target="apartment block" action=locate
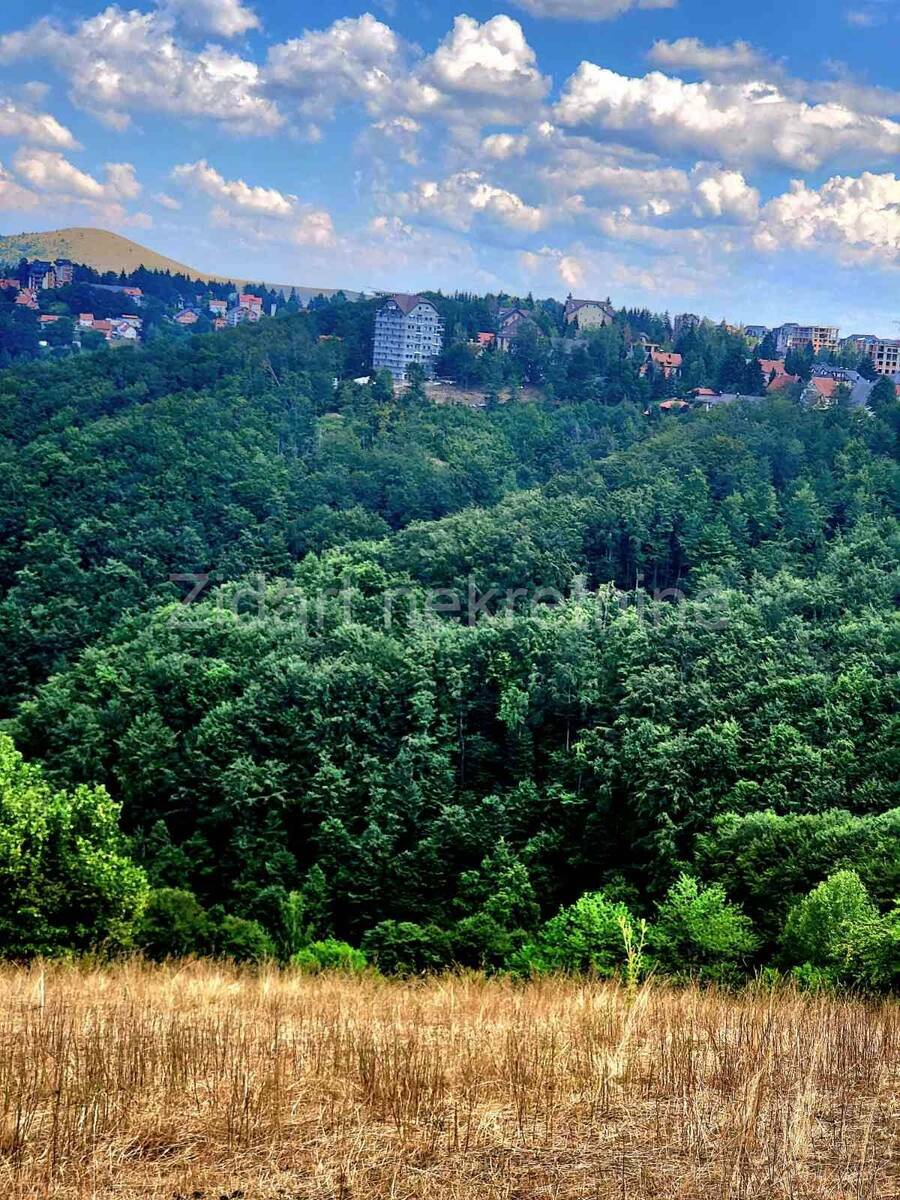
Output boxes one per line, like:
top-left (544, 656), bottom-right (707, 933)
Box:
top-left (373, 294), bottom-right (444, 381)
top-left (773, 323), bottom-right (840, 356)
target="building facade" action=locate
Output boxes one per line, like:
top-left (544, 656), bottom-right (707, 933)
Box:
top-left (373, 294), bottom-right (444, 381)
top-left (564, 296), bottom-right (615, 330)
top-left (854, 338), bottom-right (900, 377)
top-left (773, 323), bottom-right (840, 356)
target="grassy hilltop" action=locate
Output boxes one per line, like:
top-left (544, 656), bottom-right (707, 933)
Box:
top-left (0, 226), bottom-right (356, 299)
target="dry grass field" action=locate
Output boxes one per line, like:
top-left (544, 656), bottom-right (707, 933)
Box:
top-left (0, 962), bottom-right (896, 1200)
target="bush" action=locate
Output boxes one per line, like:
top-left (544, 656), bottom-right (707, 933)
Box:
top-left (215, 915), bottom-right (276, 962)
top-left (781, 871), bottom-right (898, 989)
top-left (137, 888), bottom-right (211, 959)
top-left (0, 735), bottom-right (148, 957)
top-left (360, 921), bottom-right (451, 975)
top-left (516, 891), bottom-right (636, 976)
top-left (649, 874), bottom-right (758, 981)
top-left (291, 939), bottom-right (367, 973)
top-left (451, 912), bottom-right (525, 971)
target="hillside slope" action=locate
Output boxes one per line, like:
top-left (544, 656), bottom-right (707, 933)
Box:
top-left (0, 226), bottom-right (356, 300)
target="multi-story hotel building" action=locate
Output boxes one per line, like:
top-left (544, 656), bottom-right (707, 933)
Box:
top-left (373, 294), bottom-right (444, 382)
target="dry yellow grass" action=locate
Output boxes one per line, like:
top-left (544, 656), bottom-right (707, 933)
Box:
top-left (0, 961), bottom-right (895, 1199)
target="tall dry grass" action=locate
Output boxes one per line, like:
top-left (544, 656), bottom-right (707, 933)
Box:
top-left (0, 960), bottom-right (895, 1199)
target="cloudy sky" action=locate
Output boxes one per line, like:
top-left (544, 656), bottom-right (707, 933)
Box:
top-left (1, 0), bottom-right (899, 331)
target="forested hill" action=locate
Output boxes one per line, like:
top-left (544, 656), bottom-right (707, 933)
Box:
top-left (1, 310), bottom-right (898, 985)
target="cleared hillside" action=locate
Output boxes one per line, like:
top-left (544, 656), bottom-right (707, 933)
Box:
top-left (0, 226), bottom-right (356, 299)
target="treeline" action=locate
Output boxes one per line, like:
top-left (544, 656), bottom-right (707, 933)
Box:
top-left (0, 309), bottom-right (897, 988)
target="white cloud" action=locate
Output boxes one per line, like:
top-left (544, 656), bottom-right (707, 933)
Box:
top-left (14, 148), bottom-right (105, 199)
top-left (153, 192), bottom-right (182, 210)
top-left (512, 0), bottom-right (676, 19)
top-left (555, 64), bottom-right (900, 169)
top-left (156, 0), bottom-right (261, 39)
top-left (104, 162), bottom-right (142, 201)
top-left (755, 171), bottom-right (900, 261)
top-left (0, 97), bottom-right (77, 149)
top-left (0, 8), bottom-right (281, 135)
top-left (690, 163), bottom-right (759, 222)
top-left (647, 38), bottom-right (767, 74)
top-left (173, 159), bottom-right (294, 214)
top-left (266, 14), bottom-right (401, 117)
top-left (425, 15), bottom-right (548, 103)
top-left (400, 170), bottom-right (545, 234)
top-left (0, 162), bottom-right (38, 211)
top-left (482, 132), bottom-right (531, 159)
top-left (173, 157), bottom-right (335, 247)
top-left (7, 148), bottom-right (143, 226)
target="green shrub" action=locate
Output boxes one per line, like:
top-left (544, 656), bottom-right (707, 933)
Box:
top-left (291, 938), bottom-right (366, 973)
top-left (781, 871), bottom-right (898, 988)
top-left (360, 921), bottom-right (451, 975)
top-left (215, 915), bottom-right (276, 962)
top-left (515, 891), bottom-right (637, 976)
top-left (451, 912), bottom-right (525, 971)
top-left (137, 887), bottom-right (211, 959)
top-left (649, 874), bottom-right (758, 981)
top-left (0, 735), bottom-right (148, 957)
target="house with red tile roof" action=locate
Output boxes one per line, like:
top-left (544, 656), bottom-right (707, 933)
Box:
top-left (767, 372), bottom-right (800, 393)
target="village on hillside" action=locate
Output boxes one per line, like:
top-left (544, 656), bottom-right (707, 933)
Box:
top-left (2, 254), bottom-right (899, 415)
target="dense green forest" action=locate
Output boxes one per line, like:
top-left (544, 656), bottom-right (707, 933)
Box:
top-left (0, 304), bottom-right (897, 988)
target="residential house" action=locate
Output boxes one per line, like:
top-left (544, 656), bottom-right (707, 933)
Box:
top-left (645, 349), bottom-right (682, 380)
top-left (476, 332), bottom-right (496, 349)
top-left (659, 399), bottom-right (690, 413)
top-left (497, 306), bottom-right (540, 351)
top-left (0, 278), bottom-right (20, 291)
top-left (174, 309), bottom-right (200, 326)
top-left (758, 358), bottom-right (786, 379)
top-left (77, 313), bottom-right (95, 328)
top-left (564, 296), bottom-right (614, 331)
top-left (15, 289), bottom-right (38, 309)
top-left (767, 372), bottom-right (800, 393)
top-left (208, 299), bottom-right (227, 316)
top-left (743, 325), bottom-right (769, 341)
top-left (372, 293), bottom-right (444, 381)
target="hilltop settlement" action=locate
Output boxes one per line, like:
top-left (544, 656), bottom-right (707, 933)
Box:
top-left (2, 254), bottom-right (899, 413)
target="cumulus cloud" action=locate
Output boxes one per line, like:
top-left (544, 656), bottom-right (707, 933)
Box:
top-left (153, 192), bottom-right (182, 210)
top-left (173, 157), bottom-right (335, 247)
top-left (647, 38), bottom-right (767, 74)
top-left (513, 0), bottom-right (676, 19)
top-left (0, 7), bottom-right (281, 134)
top-left (266, 14), bottom-right (401, 118)
top-left (690, 163), bottom-right (759, 222)
top-left (0, 162), bottom-right (38, 211)
top-left (482, 132), bottom-right (531, 159)
top-left (425, 15), bottom-right (548, 103)
top-left (400, 170), bottom-right (545, 234)
top-left (755, 171), bottom-right (900, 260)
top-left (13, 148), bottom-right (138, 201)
top-left (156, 0), bottom-right (261, 39)
top-left (5, 148), bottom-right (144, 226)
top-left (173, 159), bottom-right (294, 214)
top-left (555, 63), bottom-right (900, 169)
top-left (0, 97), bottom-right (77, 149)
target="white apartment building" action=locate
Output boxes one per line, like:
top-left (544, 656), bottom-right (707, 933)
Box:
top-left (373, 294), bottom-right (444, 382)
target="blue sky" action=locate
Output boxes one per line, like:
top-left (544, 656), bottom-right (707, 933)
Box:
top-left (0, 0), bottom-right (898, 332)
